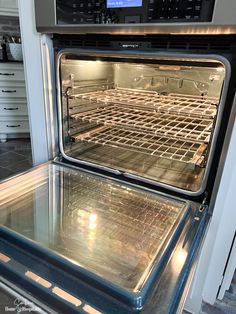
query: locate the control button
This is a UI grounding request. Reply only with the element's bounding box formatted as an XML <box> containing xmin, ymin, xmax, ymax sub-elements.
<box><xmin>149</xmin><ymin>0</ymin><xmax>154</xmax><ymax>3</ymax></box>
<box><xmin>80</xmin><ymin>18</ymin><xmax>84</xmax><ymax>22</ymax></box>
<box><xmin>72</xmin><ymin>4</ymin><xmax>77</xmax><ymax>8</ymax></box>
<box><xmin>80</xmin><ymin>3</ymin><xmax>84</xmax><ymax>7</ymax></box>
<box><xmin>195</xmin><ymin>5</ymin><xmax>201</xmax><ymax>11</ymax></box>
<box><xmin>185</xmin><ymin>15</ymin><xmax>192</xmax><ymax>19</ymax></box>
<box><xmin>88</xmin><ymin>3</ymin><xmax>92</xmax><ymax>7</ymax></box>
<box><xmin>72</xmin><ymin>18</ymin><xmax>77</xmax><ymax>22</ymax></box>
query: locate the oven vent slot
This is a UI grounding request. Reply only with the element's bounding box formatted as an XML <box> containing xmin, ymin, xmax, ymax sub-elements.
<box><xmin>84</xmin><ymin>41</ymin><xmax>99</xmax><ymax>47</ymax></box>
<box><xmin>56</xmin><ymin>39</ymin><xmax>111</xmax><ymax>49</ymax></box>
<box><xmin>54</xmin><ymin>35</ymin><xmax>236</xmax><ymax>52</ymax></box>
<box><xmin>188</xmin><ymin>43</ymin><xmax>211</xmax><ymax>50</ymax></box>
<box><xmin>209</xmin><ymin>43</ymin><xmax>232</xmax><ymax>51</ymax></box>
<box><xmin>151</xmin><ymin>40</ymin><xmax>232</xmax><ymax>51</ymax></box>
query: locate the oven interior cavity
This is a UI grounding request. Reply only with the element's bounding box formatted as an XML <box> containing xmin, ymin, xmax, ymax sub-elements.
<box><xmin>59</xmin><ymin>55</ymin><xmax>225</xmax><ymax>192</ymax></box>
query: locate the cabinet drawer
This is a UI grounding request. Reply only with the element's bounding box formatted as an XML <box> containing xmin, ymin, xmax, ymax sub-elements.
<box><xmin>0</xmin><ymin>86</ymin><xmax>26</xmax><ymax>99</ymax></box>
<box><xmin>0</xmin><ymin>0</ymin><xmax>18</xmax><ymax>16</ymax></box>
<box><xmin>0</xmin><ymin>120</ymin><xmax>29</xmax><ymax>133</ymax></box>
<box><xmin>0</xmin><ymin>104</ymin><xmax>28</xmax><ymax>116</ymax></box>
<box><xmin>0</xmin><ymin>64</ymin><xmax>24</xmax><ymax>82</ymax></box>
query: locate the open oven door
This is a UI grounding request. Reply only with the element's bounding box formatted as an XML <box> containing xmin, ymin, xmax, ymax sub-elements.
<box><xmin>0</xmin><ymin>161</ymin><xmax>209</xmax><ymax>314</ymax></box>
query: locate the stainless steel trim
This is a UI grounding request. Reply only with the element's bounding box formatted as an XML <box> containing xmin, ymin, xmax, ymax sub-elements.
<box><xmin>34</xmin><ymin>0</ymin><xmax>56</xmax><ymax>30</ymax></box>
<box><xmin>209</xmin><ymin>92</ymin><xmax>236</xmax><ymax>212</ymax></box>
<box><xmin>37</xmin><ymin>24</ymin><xmax>236</xmax><ymax>35</ymax></box>
<box><xmin>40</xmin><ymin>35</ymin><xmax>58</xmax><ymax>160</ymax></box>
<box><xmin>56</xmin><ymin>49</ymin><xmax>231</xmax><ymax>197</ymax></box>
<box><xmin>34</xmin><ymin>0</ymin><xmax>236</xmax><ymax>35</ymax></box>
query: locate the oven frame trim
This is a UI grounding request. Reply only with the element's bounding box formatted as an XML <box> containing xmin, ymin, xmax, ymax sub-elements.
<box><xmin>56</xmin><ymin>49</ymin><xmax>231</xmax><ymax>197</ymax></box>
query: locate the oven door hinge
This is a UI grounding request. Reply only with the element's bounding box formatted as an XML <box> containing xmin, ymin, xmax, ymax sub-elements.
<box><xmin>54</xmin><ymin>154</ymin><xmax>63</xmax><ymax>162</ymax></box>
<box><xmin>199</xmin><ymin>191</ymin><xmax>210</xmax><ymax>213</ymax></box>
<box><xmin>183</xmin><ymin>196</ymin><xmax>208</xmax><ymax>248</ymax></box>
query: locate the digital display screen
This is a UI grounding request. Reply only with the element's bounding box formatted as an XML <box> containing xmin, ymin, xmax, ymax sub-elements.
<box><xmin>107</xmin><ymin>0</ymin><xmax>142</xmax><ymax>8</ymax></box>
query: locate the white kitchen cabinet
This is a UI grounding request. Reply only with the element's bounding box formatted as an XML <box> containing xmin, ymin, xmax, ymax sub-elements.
<box><xmin>0</xmin><ymin>62</ymin><xmax>29</xmax><ymax>142</ymax></box>
<box><xmin>0</xmin><ymin>0</ymin><xmax>18</xmax><ymax>16</ymax></box>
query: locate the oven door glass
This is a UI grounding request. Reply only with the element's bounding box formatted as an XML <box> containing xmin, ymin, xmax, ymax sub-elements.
<box><xmin>58</xmin><ymin>52</ymin><xmax>226</xmax><ymax>194</ymax></box>
<box><xmin>0</xmin><ymin>162</ymin><xmax>189</xmax><ymax>294</ymax></box>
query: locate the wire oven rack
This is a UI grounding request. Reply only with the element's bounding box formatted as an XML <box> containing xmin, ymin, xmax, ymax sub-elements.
<box><xmin>69</xmin><ymin>88</ymin><xmax>218</xmax><ymax>167</ymax></box>
<box><xmin>72</xmin><ymin>88</ymin><xmax>219</xmax><ymax>119</ymax></box>
<box><xmin>71</xmin><ymin>104</ymin><xmax>213</xmax><ymax>143</ymax></box>
<box><xmin>72</xmin><ymin>127</ymin><xmax>207</xmax><ymax>167</ymax></box>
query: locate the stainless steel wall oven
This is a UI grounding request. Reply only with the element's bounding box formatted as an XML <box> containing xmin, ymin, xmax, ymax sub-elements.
<box><xmin>1</xmin><ymin>1</ymin><xmax>236</xmax><ymax>314</ymax></box>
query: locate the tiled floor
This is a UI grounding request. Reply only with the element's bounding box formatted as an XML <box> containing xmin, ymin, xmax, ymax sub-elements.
<box><xmin>0</xmin><ymin>138</ymin><xmax>32</xmax><ymax>181</ymax></box>
<box><xmin>200</xmin><ymin>271</ymin><xmax>236</xmax><ymax>314</ymax></box>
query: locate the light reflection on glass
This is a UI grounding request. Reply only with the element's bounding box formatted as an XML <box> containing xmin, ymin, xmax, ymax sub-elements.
<box><xmin>171</xmin><ymin>247</ymin><xmax>188</xmax><ymax>274</ymax></box>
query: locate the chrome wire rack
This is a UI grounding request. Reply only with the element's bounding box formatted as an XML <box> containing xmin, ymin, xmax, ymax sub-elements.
<box><xmin>71</xmin><ymin>104</ymin><xmax>213</xmax><ymax>143</ymax></box>
<box><xmin>72</xmin><ymin>126</ymin><xmax>207</xmax><ymax>167</ymax></box>
<box><xmin>72</xmin><ymin>88</ymin><xmax>219</xmax><ymax>118</ymax></box>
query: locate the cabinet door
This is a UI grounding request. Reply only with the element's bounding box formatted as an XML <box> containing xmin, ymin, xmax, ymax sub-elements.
<box><xmin>0</xmin><ymin>103</ymin><xmax>28</xmax><ymax>116</ymax></box>
<box><xmin>0</xmin><ymin>86</ymin><xmax>26</xmax><ymax>99</ymax></box>
<box><xmin>0</xmin><ymin>0</ymin><xmax>18</xmax><ymax>16</ymax></box>
<box><xmin>0</xmin><ymin>119</ymin><xmax>29</xmax><ymax>133</ymax></box>
<box><xmin>0</xmin><ymin>65</ymin><xmax>25</xmax><ymax>83</ymax></box>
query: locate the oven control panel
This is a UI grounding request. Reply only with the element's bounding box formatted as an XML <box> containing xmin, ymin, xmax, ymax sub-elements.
<box><xmin>56</xmin><ymin>0</ymin><xmax>215</xmax><ymax>24</ymax></box>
